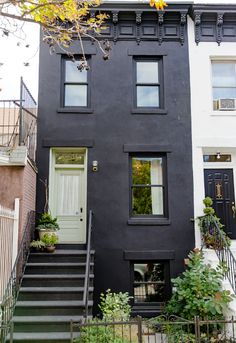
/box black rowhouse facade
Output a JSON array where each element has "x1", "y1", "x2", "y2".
[{"x1": 37, "y1": 2, "x2": 194, "y2": 316}]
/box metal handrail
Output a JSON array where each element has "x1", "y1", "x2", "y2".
[
  {"x1": 202, "y1": 214, "x2": 236, "y2": 294},
  {"x1": 83, "y1": 210, "x2": 93, "y2": 320},
  {"x1": 0, "y1": 211, "x2": 35, "y2": 343}
]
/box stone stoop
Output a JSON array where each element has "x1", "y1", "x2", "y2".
[{"x1": 8, "y1": 247, "x2": 94, "y2": 343}]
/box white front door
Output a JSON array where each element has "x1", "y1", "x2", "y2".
[{"x1": 49, "y1": 149, "x2": 87, "y2": 244}]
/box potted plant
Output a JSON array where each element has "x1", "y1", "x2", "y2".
[
  {"x1": 41, "y1": 233, "x2": 59, "y2": 253},
  {"x1": 36, "y1": 212, "x2": 60, "y2": 240},
  {"x1": 30, "y1": 240, "x2": 46, "y2": 251}
]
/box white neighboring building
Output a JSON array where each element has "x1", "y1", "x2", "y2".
[{"x1": 188, "y1": 5, "x2": 236, "y2": 247}]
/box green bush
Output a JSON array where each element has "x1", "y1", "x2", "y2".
[
  {"x1": 99, "y1": 289, "x2": 132, "y2": 321},
  {"x1": 165, "y1": 249, "x2": 233, "y2": 320},
  {"x1": 36, "y1": 213, "x2": 60, "y2": 231},
  {"x1": 74, "y1": 320, "x2": 131, "y2": 343},
  {"x1": 198, "y1": 197, "x2": 231, "y2": 248},
  {"x1": 41, "y1": 233, "x2": 58, "y2": 246}
]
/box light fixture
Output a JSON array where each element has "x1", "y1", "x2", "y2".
[
  {"x1": 216, "y1": 152, "x2": 221, "y2": 160},
  {"x1": 92, "y1": 160, "x2": 98, "y2": 172}
]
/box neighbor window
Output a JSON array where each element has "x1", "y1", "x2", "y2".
[
  {"x1": 133, "y1": 262, "x2": 169, "y2": 304},
  {"x1": 212, "y1": 61, "x2": 236, "y2": 110},
  {"x1": 135, "y1": 60, "x2": 161, "y2": 108},
  {"x1": 63, "y1": 59, "x2": 88, "y2": 107},
  {"x1": 131, "y1": 155, "x2": 166, "y2": 216}
]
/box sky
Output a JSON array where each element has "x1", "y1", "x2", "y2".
[{"x1": 0, "y1": 0, "x2": 236, "y2": 102}]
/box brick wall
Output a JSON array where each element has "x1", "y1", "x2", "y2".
[{"x1": 0, "y1": 160, "x2": 37, "y2": 243}]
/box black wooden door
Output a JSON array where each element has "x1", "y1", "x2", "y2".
[{"x1": 204, "y1": 169, "x2": 236, "y2": 239}]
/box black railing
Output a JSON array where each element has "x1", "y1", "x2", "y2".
[
  {"x1": 201, "y1": 214, "x2": 236, "y2": 294},
  {"x1": 70, "y1": 315, "x2": 236, "y2": 343},
  {"x1": 0, "y1": 211, "x2": 35, "y2": 343},
  {"x1": 0, "y1": 78, "x2": 37, "y2": 161},
  {"x1": 83, "y1": 210, "x2": 93, "y2": 320}
]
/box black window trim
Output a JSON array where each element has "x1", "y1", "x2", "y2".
[
  {"x1": 60, "y1": 55, "x2": 92, "y2": 111},
  {"x1": 129, "y1": 153, "x2": 169, "y2": 222},
  {"x1": 132, "y1": 57, "x2": 165, "y2": 114}
]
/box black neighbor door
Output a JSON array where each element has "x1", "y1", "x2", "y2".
[{"x1": 204, "y1": 169, "x2": 236, "y2": 238}]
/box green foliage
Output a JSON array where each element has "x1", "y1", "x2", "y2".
[
  {"x1": 99, "y1": 289, "x2": 132, "y2": 321},
  {"x1": 41, "y1": 233, "x2": 58, "y2": 247},
  {"x1": 74, "y1": 320, "x2": 131, "y2": 343},
  {"x1": 30, "y1": 240, "x2": 45, "y2": 249},
  {"x1": 36, "y1": 213, "x2": 60, "y2": 231},
  {"x1": 198, "y1": 197, "x2": 231, "y2": 248},
  {"x1": 132, "y1": 159, "x2": 152, "y2": 215},
  {"x1": 164, "y1": 250, "x2": 233, "y2": 320}
]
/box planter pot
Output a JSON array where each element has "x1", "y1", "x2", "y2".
[
  {"x1": 38, "y1": 229, "x2": 57, "y2": 240},
  {"x1": 46, "y1": 246, "x2": 56, "y2": 253}
]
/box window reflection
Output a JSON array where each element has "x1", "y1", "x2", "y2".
[{"x1": 134, "y1": 263, "x2": 165, "y2": 303}]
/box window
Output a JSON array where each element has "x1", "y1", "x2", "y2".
[
  {"x1": 203, "y1": 154, "x2": 231, "y2": 163},
  {"x1": 135, "y1": 60, "x2": 161, "y2": 108},
  {"x1": 212, "y1": 61, "x2": 236, "y2": 110},
  {"x1": 130, "y1": 155, "x2": 166, "y2": 217},
  {"x1": 63, "y1": 59, "x2": 89, "y2": 107},
  {"x1": 133, "y1": 262, "x2": 169, "y2": 304}
]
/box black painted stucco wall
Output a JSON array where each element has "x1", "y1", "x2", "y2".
[{"x1": 37, "y1": 4, "x2": 194, "y2": 315}]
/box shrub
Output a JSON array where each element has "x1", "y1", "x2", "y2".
[
  {"x1": 99, "y1": 289, "x2": 132, "y2": 321},
  {"x1": 36, "y1": 213, "x2": 60, "y2": 231},
  {"x1": 41, "y1": 233, "x2": 58, "y2": 246},
  {"x1": 75, "y1": 320, "x2": 131, "y2": 343},
  {"x1": 165, "y1": 249, "x2": 233, "y2": 320}
]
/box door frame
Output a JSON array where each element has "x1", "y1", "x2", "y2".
[{"x1": 48, "y1": 147, "x2": 88, "y2": 243}]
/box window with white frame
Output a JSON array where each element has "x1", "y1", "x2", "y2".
[{"x1": 212, "y1": 61, "x2": 236, "y2": 111}]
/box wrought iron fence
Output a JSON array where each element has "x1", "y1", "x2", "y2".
[
  {"x1": 0, "y1": 211, "x2": 35, "y2": 343},
  {"x1": 201, "y1": 214, "x2": 236, "y2": 294},
  {"x1": 70, "y1": 316, "x2": 236, "y2": 343},
  {"x1": 0, "y1": 78, "x2": 37, "y2": 161}
]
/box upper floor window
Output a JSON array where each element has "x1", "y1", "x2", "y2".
[
  {"x1": 135, "y1": 60, "x2": 162, "y2": 108},
  {"x1": 63, "y1": 59, "x2": 89, "y2": 107},
  {"x1": 212, "y1": 61, "x2": 236, "y2": 111},
  {"x1": 131, "y1": 155, "x2": 166, "y2": 217}
]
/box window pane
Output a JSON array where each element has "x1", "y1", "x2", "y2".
[
  {"x1": 132, "y1": 186, "x2": 164, "y2": 215},
  {"x1": 55, "y1": 152, "x2": 84, "y2": 165},
  {"x1": 137, "y1": 62, "x2": 159, "y2": 83},
  {"x1": 212, "y1": 63, "x2": 236, "y2": 87},
  {"x1": 65, "y1": 60, "x2": 87, "y2": 83},
  {"x1": 137, "y1": 86, "x2": 159, "y2": 107},
  {"x1": 203, "y1": 154, "x2": 231, "y2": 162},
  {"x1": 132, "y1": 157, "x2": 163, "y2": 185},
  {"x1": 65, "y1": 85, "x2": 87, "y2": 106},
  {"x1": 213, "y1": 87, "x2": 236, "y2": 100},
  {"x1": 134, "y1": 263, "x2": 165, "y2": 303}
]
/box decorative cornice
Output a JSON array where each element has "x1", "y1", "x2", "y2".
[
  {"x1": 180, "y1": 12, "x2": 187, "y2": 45},
  {"x1": 158, "y1": 12, "x2": 164, "y2": 46},
  {"x1": 216, "y1": 12, "x2": 224, "y2": 45},
  {"x1": 194, "y1": 12, "x2": 201, "y2": 45},
  {"x1": 112, "y1": 11, "x2": 119, "y2": 43},
  {"x1": 136, "y1": 11, "x2": 142, "y2": 45}
]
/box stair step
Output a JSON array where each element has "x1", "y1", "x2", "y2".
[
  {"x1": 18, "y1": 287, "x2": 94, "y2": 301},
  {"x1": 13, "y1": 315, "x2": 88, "y2": 333},
  {"x1": 28, "y1": 250, "x2": 94, "y2": 263},
  {"x1": 21, "y1": 274, "x2": 94, "y2": 287},
  {"x1": 15, "y1": 300, "x2": 93, "y2": 316},
  {"x1": 7, "y1": 332, "x2": 80, "y2": 342},
  {"x1": 24, "y1": 262, "x2": 94, "y2": 275}
]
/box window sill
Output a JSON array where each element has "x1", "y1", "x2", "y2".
[
  {"x1": 211, "y1": 110, "x2": 236, "y2": 116},
  {"x1": 127, "y1": 218, "x2": 171, "y2": 226},
  {"x1": 131, "y1": 108, "x2": 168, "y2": 115},
  {"x1": 57, "y1": 107, "x2": 93, "y2": 114}
]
